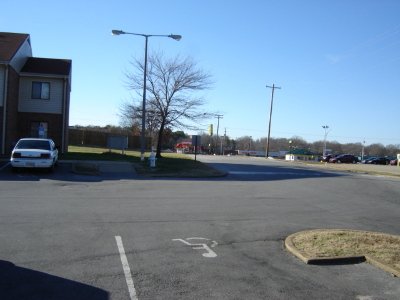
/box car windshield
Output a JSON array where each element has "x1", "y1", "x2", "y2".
[{"x1": 15, "y1": 140, "x2": 50, "y2": 151}]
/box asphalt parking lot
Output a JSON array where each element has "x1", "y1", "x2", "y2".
[
  {"x1": 0, "y1": 160, "x2": 8, "y2": 170},
  {"x1": 1, "y1": 156, "x2": 400, "y2": 299}
]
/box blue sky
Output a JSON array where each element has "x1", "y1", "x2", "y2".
[{"x1": 2, "y1": 0, "x2": 399, "y2": 145}]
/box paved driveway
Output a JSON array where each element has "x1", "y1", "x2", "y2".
[{"x1": 1, "y1": 157, "x2": 400, "y2": 299}]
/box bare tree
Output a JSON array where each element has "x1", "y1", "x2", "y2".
[
  {"x1": 386, "y1": 144, "x2": 400, "y2": 156},
  {"x1": 119, "y1": 102, "x2": 161, "y2": 145},
  {"x1": 123, "y1": 52, "x2": 213, "y2": 158},
  {"x1": 366, "y1": 143, "x2": 386, "y2": 157}
]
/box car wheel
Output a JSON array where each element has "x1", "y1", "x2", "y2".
[{"x1": 337, "y1": 160, "x2": 341, "y2": 163}]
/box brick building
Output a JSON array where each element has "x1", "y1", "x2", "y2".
[{"x1": 0, "y1": 32, "x2": 71, "y2": 154}]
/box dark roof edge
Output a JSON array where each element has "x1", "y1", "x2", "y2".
[
  {"x1": 19, "y1": 72, "x2": 70, "y2": 79},
  {"x1": 0, "y1": 32, "x2": 30, "y2": 61},
  {"x1": 20, "y1": 57, "x2": 72, "y2": 76}
]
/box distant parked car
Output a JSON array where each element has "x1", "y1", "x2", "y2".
[
  {"x1": 389, "y1": 159, "x2": 398, "y2": 166},
  {"x1": 10, "y1": 138, "x2": 58, "y2": 171},
  {"x1": 361, "y1": 157, "x2": 377, "y2": 164},
  {"x1": 329, "y1": 154, "x2": 358, "y2": 164},
  {"x1": 366, "y1": 157, "x2": 390, "y2": 165},
  {"x1": 321, "y1": 154, "x2": 335, "y2": 162}
]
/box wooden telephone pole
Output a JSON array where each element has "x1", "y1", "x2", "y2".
[{"x1": 265, "y1": 84, "x2": 281, "y2": 158}]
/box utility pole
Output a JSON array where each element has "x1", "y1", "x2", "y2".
[
  {"x1": 221, "y1": 128, "x2": 226, "y2": 155},
  {"x1": 265, "y1": 84, "x2": 281, "y2": 158},
  {"x1": 215, "y1": 114, "x2": 223, "y2": 155}
]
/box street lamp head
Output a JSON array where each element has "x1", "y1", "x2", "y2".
[
  {"x1": 112, "y1": 29, "x2": 125, "y2": 35},
  {"x1": 169, "y1": 34, "x2": 182, "y2": 41}
]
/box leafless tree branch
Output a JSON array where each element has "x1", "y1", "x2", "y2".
[{"x1": 119, "y1": 52, "x2": 214, "y2": 157}]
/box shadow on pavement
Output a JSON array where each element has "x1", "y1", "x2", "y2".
[
  {"x1": 0, "y1": 260, "x2": 108, "y2": 300},
  {"x1": 0, "y1": 162, "x2": 138, "y2": 183}
]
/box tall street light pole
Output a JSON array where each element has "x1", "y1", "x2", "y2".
[
  {"x1": 322, "y1": 125, "x2": 330, "y2": 156},
  {"x1": 112, "y1": 29, "x2": 182, "y2": 161},
  {"x1": 361, "y1": 139, "x2": 366, "y2": 161},
  {"x1": 265, "y1": 84, "x2": 281, "y2": 158}
]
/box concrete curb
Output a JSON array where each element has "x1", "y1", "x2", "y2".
[
  {"x1": 365, "y1": 255, "x2": 400, "y2": 278},
  {"x1": 58, "y1": 160, "x2": 224, "y2": 178},
  {"x1": 60, "y1": 160, "x2": 137, "y2": 176},
  {"x1": 285, "y1": 229, "x2": 400, "y2": 278}
]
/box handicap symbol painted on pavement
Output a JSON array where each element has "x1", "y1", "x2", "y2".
[{"x1": 172, "y1": 237, "x2": 218, "y2": 258}]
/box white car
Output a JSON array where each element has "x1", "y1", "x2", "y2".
[{"x1": 10, "y1": 138, "x2": 58, "y2": 171}]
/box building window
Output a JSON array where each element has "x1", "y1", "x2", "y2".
[
  {"x1": 31, "y1": 122, "x2": 48, "y2": 138},
  {"x1": 32, "y1": 82, "x2": 50, "y2": 100}
]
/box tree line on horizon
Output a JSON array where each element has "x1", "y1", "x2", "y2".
[
  {"x1": 232, "y1": 135, "x2": 400, "y2": 157},
  {"x1": 70, "y1": 125, "x2": 400, "y2": 158}
]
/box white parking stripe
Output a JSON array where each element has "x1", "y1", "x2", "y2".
[{"x1": 115, "y1": 236, "x2": 138, "y2": 300}]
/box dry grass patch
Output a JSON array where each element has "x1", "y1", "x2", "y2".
[
  {"x1": 64, "y1": 146, "x2": 225, "y2": 178},
  {"x1": 286, "y1": 229, "x2": 400, "y2": 277}
]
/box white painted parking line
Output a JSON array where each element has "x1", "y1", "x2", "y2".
[{"x1": 115, "y1": 236, "x2": 138, "y2": 300}]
